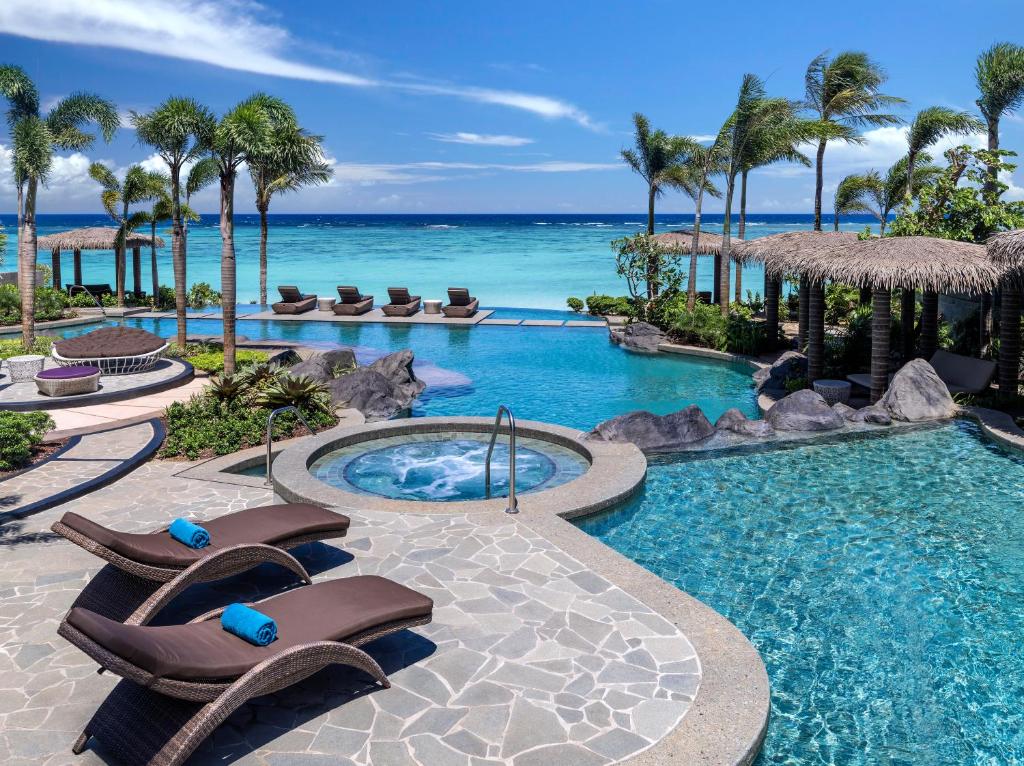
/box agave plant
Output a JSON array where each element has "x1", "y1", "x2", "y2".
[
  {"x1": 208, "y1": 372, "x2": 247, "y2": 404},
  {"x1": 256, "y1": 374, "x2": 329, "y2": 411},
  {"x1": 239, "y1": 360, "x2": 283, "y2": 389}
]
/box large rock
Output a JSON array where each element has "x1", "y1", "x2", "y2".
[
  {"x1": 833, "y1": 401, "x2": 892, "y2": 426},
  {"x1": 715, "y1": 408, "x2": 775, "y2": 438},
  {"x1": 369, "y1": 349, "x2": 425, "y2": 401},
  {"x1": 587, "y1": 405, "x2": 715, "y2": 452},
  {"x1": 326, "y1": 369, "x2": 410, "y2": 421},
  {"x1": 288, "y1": 347, "x2": 357, "y2": 379},
  {"x1": 610, "y1": 322, "x2": 666, "y2": 353},
  {"x1": 766, "y1": 389, "x2": 845, "y2": 431},
  {"x1": 879, "y1": 359, "x2": 957, "y2": 422},
  {"x1": 753, "y1": 352, "x2": 808, "y2": 392}
]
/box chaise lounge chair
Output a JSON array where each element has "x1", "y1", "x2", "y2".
[
  {"x1": 847, "y1": 349, "x2": 997, "y2": 396},
  {"x1": 61, "y1": 575, "x2": 433, "y2": 766},
  {"x1": 442, "y1": 287, "x2": 479, "y2": 318},
  {"x1": 272, "y1": 285, "x2": 317, "y2": 314},
  {"x1": 333, "y1": 285, "x2": 374, "y2": 316},
  {"x1": 382, "y1": 287, "x2": 421, "y2": 317}
]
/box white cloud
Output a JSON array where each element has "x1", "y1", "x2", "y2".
[
  {"x1": 325, "y1": 159, "x2": 621, "y2": 186},
  {"x1": 691, "y1": 134, "x2": 718, "y2": 143},
  {"x1": 0, "y1": 0, "x2": 596, "y2": 128},
  {"x1": 428, "y1": 132, "x2": 535, "y2": 147}
]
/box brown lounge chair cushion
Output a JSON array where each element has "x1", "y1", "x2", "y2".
[
  {"x1": 58, "y1": 504, "x2": 350, "y2": 567},
  {"x1": 337, "y1": 286, "x2": 371, "y2": 304},
  {"x1": 54, "y1": 327, "x2": 165, "y2": 359},
  {"x1": 442, "y1": 288, "x2": 479, "y2": 317},
  {"x1": 66, "y1": 576, "x2": 433, "y2": 680}
]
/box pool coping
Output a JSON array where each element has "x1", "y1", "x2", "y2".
[
  {"x1": 962, "y1": 405, "x2": 1024, "y2": 452},
  {"x1": 270, "y1": 416, "x2": 648, "y2": 517}
]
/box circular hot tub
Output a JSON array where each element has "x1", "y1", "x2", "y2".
[{"x1": 271, "y1": 416, "x2": 646, "y2": 516}]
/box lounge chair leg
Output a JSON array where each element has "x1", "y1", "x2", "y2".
[{"x1": 72, "y1": 731, "x2": 89, "y2": 754}]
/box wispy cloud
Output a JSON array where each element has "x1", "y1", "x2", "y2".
[
  {"x1": 428, "y1": 132, "x2": 535, "y2": 147},
  {"x1": 0, "y1": 0, "x2": 596, "y2": 128},
  {"x1": 326, "y1": 159, "x2": 621, "y2": 186}
]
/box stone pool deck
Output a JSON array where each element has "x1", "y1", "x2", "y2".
[{"x1": 0, "y1": 453, "x2": 769, "y2": 765}]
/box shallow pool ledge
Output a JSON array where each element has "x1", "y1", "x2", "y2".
[{"x1": 270, "y1": 416, "x2": 647, "y2": 516}]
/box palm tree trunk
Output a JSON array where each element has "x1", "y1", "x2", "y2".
[
  {"x1": 171, "y1": 170, "x2": 188, "y2": 349},
  {"x1": 20, "y1": 177, "x2": 38, "y2": 349},
  {"x1": 870, "y1": 287, "x2": 892, "y2": 404},
  {"x1": 798, "y1": 275, "x2": 809, "y2": 350},
  {"x1": 132, "y1": 247, "x2": 142, "y2": 298},
  {"x1": 150, "y1": 220, "x2": 160, "y2": 302},
  {"x1": 259, "y1": 201, "x2": 269, "y2": 305},
  {"x1": 720, "y1": 173, "x2": 735, "y2": 317},
  {"x1": 765, "y1": 276, "x2": 780, "y2": 350},
  {"x1": 73, "y1": 248, "x2": 82, "y2": 286},
  {"x1": 50, "y1": 248, "x2": 61, "y2": 295},
  {"x1": 920, "y1": 291, "x2": 939, "y2": 360},
  {"x1": 998, "y1": 275, "x2": 1021, "y2": 400},
  {"x1": 646, "y1": 185, "x2": 657, "y2": 300},
  {"x1": 813, "y1": 139, "x2": 827, "y2": 232},
  {"x1": 687, "y1": 187, "x2": 705, "y2": 310},
  {"x1": 115, "y1": 246, "x2": 126, "y2": 307},
  {"x1": 833, "y1": 209, "x2": 840, "y2": 232},
  {"x1": 220, "y1": 172, "x2": 237, "y2": 376},
  {"x1": 900, "y1": 288, "x2": 915, "y2": 360},
  {"x1": 807, "y1": 280, "x2": 825, "y2": 382},
  {"x1": 735, "y1": 170, "x2": 747, "y2": 304},
  {"x1": 905, "y1": 150, "x2": 917, "y2": 203},
  {"x1": 984, "y1": 117, "x2": 1000, "y2": 198}
]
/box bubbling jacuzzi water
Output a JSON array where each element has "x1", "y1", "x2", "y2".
[{"x1": 309, "y1": 432, "x2": 589, "y2": 501}]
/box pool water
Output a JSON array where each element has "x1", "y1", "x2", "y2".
[
  {"x1": 310, "y1": 433, "x2": 589, "y2": 500},
  {"x1": 576, "y1": 421, "x2": 1024, "y2": 764},
  {"x1": 70, "y1": 316, "x2": 757, "y2": 429}
]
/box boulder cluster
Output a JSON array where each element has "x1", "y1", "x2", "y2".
[
  {"x1": 587, "y1": 355, "x2": 958, "y2": 453},
  {"x1": 608, "y1": 322, "x2": 667, "y2": 353},
  {"x1": 288, "y1": 347, "x2": 425, "y2": 421}
]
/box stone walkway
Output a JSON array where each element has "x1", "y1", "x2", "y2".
[
  {"x1": 0, "y1": 421, "x2": 161, "y2": 520},
  {"x1": 43, "y1": 378, "x2": 205, "y2": 437},
  {"x1": 0, "y1": 460, "x2": 701, "y2": 766}
]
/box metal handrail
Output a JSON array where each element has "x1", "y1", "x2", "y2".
[
  {"x1": 265, "y1": 406, "x2": 315, "y2": 487},
  {"x1": 484, "y1": 404, "x2": 518, "y2": 514},
  {"x1": 67, "y1": 284, "x2": 107, "y2": 317}
]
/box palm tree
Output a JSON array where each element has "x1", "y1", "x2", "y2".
[
  {"x1": 684, "y1": 137, "x2": 726, "y2": 310},
  {"x1": 88, "y1": 163, "x2": 165, "y2": 306},
  {"x1": 833, "y1": 173, "x2": 872, "y2": 231},
  {"x1": 184, "y1": 156, "x2": 218, "y2": 240},
  {"x1": 976, "y1": 43, "x2": 1024, "y2": 194},
  {"x1": 804, "y1": 51, "x2": 904, "y2": 232},
  {"x1": 1, "y1": 66, "x2": 117, "y2": 347},
  {"x1": 209, "y1": 94, "x2": 295, "y2": 375},
  {"x1": 146, "y1": 184, "x2": 198, "y2": 305},
  {"x1": 133, "y1": 98, "x2": 216, "y2": 348},
  {"x1": 249, "y1": 125, "x2": 331, "y2": 304},
  {"x1": 621, "y1": 113, "x2": 702, "y2": 299},
  {"x1": 904, "y1": 107, "x2": 982, "y2": 201},
  {"x1": 847, "y1": 157, "x2": 941, "y2": 237}
]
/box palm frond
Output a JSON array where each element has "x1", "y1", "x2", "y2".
[
  {"x1": 46, "y1": 92, "x2": 119, "y2": 146},
  {"x1": 975, "y1": 42, "x2": 1024, "y2": 120}
]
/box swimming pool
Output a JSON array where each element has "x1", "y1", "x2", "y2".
[
  {"x1": 69, "y1": 315, "x2": 757, "y2": 428},
  {"x1": 577, "y1": 421, "x2": 1024, "y2": 764}
]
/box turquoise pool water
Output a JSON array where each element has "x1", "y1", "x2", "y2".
[
  {"x1": 68, "y1": 315, "x2": 758, "y2": 428},
  {"x1": 577, "y1": 422, "x2": 1024, "y2": 765},
  {"x1": 311, "y1": 433, "x2": 588, "y2": 501}
]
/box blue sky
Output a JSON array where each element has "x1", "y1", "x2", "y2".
[{"x1": 1, "y1": 0, "x2": 1023, "y2": 214}]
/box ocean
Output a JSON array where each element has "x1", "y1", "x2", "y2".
[{"x1": 0, "y1": 213, "x2": 878, "y2": 309}]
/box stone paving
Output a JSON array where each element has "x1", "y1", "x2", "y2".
[
  {"x1": 0, "y1": 459, "x2": 701, "y2": 766},
  {"x1": 0, "y1": 421, "x2": 159, "y2": 518}
]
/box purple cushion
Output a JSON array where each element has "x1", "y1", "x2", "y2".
[{"x1": 37, "y1": 365, "x2": 101, "y2": 380}]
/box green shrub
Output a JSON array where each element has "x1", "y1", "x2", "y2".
[
  {"x1": 188, "y1": 282, "x2": 221, "y2": 308},
  {"x1": 824, "y1": 283, "x2": 860, "y2": 326},
  {"x1": 256, "y1": 375, "x2": 330, "y2": 411},
  {"x1": 34, "y1": 287, "x2": 68, "y2": 321},
  {"x1": 187, "y1": 349, "x2": 268, "y2": 374},
  {"x1": 156, "y1": 285, "x2": 176, "y2": 309},
  {"x1": 0, "y1": 335, "x2": 55, "y2": 359},
  {"x1": 566, "y1": 297, "x2": 584, "y2": 313},
  {"x1": 669, "y1": 302, "x2": 729, "y2": 351},
  {"x1": 0, "y1": 284, "x2": 19, "y2": 322},
  {"x1": 67, "y1": 291, "x2": 99, "y2": 308},
  {"x1": 784, "y1": 376, "x2": 809, "y2": 394},
  {"x1": 586, "y1": 294, "x2": 634, "y2": 316},
  {"x1": 0, "y1": 411, "x2": 55, "y2": 471}
]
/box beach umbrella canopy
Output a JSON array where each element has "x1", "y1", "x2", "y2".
[
  {"x1": 650, "y1": 229, "x2": 725, "y2": 255},
  {"x1": 36, "y1": 226, "x2": 164, "y2": 251}
]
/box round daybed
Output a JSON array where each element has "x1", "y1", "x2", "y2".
[
  {"x1": 35, "y1": 365, "x2": 102, "y2": 397},
  {"x1": 52, "y1": 327, "x2": 167, "y2": 375}
]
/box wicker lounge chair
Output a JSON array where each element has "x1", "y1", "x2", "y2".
[
  {"x1": 52, "y1": 327, "x2": 167, "y2": 375},
  {"x1": 442, "y1": 287, "x2": 479, "y2": 318},
  {"x1": 272, "y1": 285, "x2": 317, "y2": 314},
  {"x1": 61, "y1": 575, "x2": 433, "y2": 766},
  {"x1": 333, "y1": 285, "x2": 374, "y2": 316},
  {"x1": 382, "y1": 287, "x2": 421, "y2": 317},
  {"x1": 847, "y1": 350, "x2": 996, "y2": 396},
  {"x1": 35, "y1": 364, "x2": 102, "y2": 396}
]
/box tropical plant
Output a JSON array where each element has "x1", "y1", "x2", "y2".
[
  {"x1": 566, "y1": 297, "x2": 584, "y2": 313},
  {"x1": 239, "y1": 360, "x2": 283, "y2": 388},
  {"x1": 88, "y1": 163, "x2": 165, "y2": 305},
  {"x1": 248, "y1": 125, "x2": 331, "y2": 304},
  {"x1": 184, "y1": 157, "x2": 218, "y2": 238},
  {"x1": 833, "y1": 174, "x2": 873, "y2": 231},
  {"x1": 621, "y1": 113, "x2": 703, "y2": 299},
  {"x1": 585, "y1": 294, "x2": 634, "y2": 316},
  {"x1": 844, "y1": 156, "x2": 942, "y2": 236},
  {"x1": 257, "y1": 374, "x2": 330, "y2": 411},
  {"x1": 682, "y1": 136, "x2": 727, "y2": 310},
  {"x1": 612, "y1": 233, "x2": 685, "y2": 323},
  {"x1": 208, "y1": 94, "x2": 297, "y2": 375},
  {"x1": 904, "y1": 106, "x2": 983, "y2": 201},
  {"x1": 187, "y1": 281, "x2": 221, "y2": 309},
  {"x1": 207, "y1": 372, "x2": 247, "y2": 404},
  {"x1": 0, "y1": 65, "x2": 118, "y2": 347},
  {"x1": 0, "y1": 410, "x2": 55, "y2": 471},
  {"x1": 132, "y1": 98, "x2": 216, "y2": 349},
  {"x1": 147, "y1": 179, "x2": 198, "y2": 301},
  {"x1": 975, "y1": 43, "x2": 1024, "y2": 194},
  {"x1": 803, "y1": 51, "x2": 904, "y2": 231}
]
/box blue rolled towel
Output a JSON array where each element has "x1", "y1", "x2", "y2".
[
  {"x1": 168, "y1": 518, "x2": 210, "y2": 549},
  {"x1": 221, "y1": 603, "x2": 277, "y2": 646}
]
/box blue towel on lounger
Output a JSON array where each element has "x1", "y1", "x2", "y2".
[
  {"x1": 168, "y1": 518, "x2": 210, "y2": 549},
  {"x1": 221, "y1": 603, "x2": 277, "y2": 646}
]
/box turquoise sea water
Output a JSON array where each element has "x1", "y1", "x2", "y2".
[
  {"x1": 577, "y1": 422, "x2": 1024, "y2": 765},
  {"x1": 8, "y1": 213, "x2": 879, "y2": 309}
]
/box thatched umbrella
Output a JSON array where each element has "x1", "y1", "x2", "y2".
[
  {"x1": 783, "y1": 236, "x2": 999, "y2": 402},
  {"x1": 651, "y1": 229, "x2": 725, "y2": 254},
  {"x1": 37, "y1": 227, "x2": 165, "y2": 305},
  {"x1": 987, "y1": 229, "x2": 1024, "y2": 398},
  {"x1": 735, "y1": 231, "x2": 859, "y2": 371}
]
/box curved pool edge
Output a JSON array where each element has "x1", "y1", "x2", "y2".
[{"x1": 271, "y1": 416, "x2": 648, "y2": 516}]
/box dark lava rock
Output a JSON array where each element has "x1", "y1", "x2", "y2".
[
  {"x1": 587, "y1": 405, "x2": 715, "y2": 452},
  {"x1": 753, "y1": 352, "x2": 808, "y2": 392},
  {"x1": 714, "y1": 408, "x2": 775, "y2": 438},
  {"x1": 609, "y1": 322, "x2": 667, "y2": 353},
  {"x1": 765, "y1": 389, "x2": 845, "y2": 431}
]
